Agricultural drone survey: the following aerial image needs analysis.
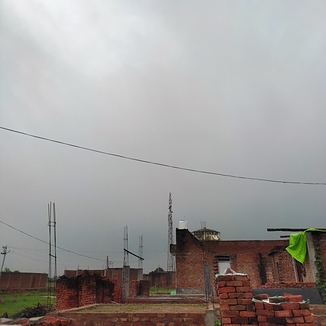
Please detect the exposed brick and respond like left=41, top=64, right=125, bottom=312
left=257, top=315, right=267, bottom=322
left=229, top=305, right=246, bottom=311
left=254, top=294, right=268, bottom=300
left=231, top=317, right=249, bottom=324
left=254, top=301, right=264, bottom=310
left=217, top=281, right=226, bottom=287
left=221, top=317, right=231, bottom=324
left=292, top=309, right=311, bottom=316
left=267, top=316, right=286, bottom=324
left=219, top=292, right=229, bottom=299
left=239, top=311, right=256, bottom=317
left=218, top=286, right=236, bottom=294
left=285, top=316, right=304, bottom=323
left=284, top=295, right=302, bottom=302
left=221, top=310, right=240, bottom=318
left=304, top=315, right=315, bottom=323
left=236, top=287, right=252, bottom=293
left=255, top=309, right=275, bottom=316
left=274, top=309, right=293, bottom=317
left=218, top=275, right=236, bottom=281
left=223, top=299, right=238, bottom=305
left=226, top=281, right=243, bottom=287
left=237, top=299, right=252, bottom=305
left=272, top=304, right=283, bottom=311
left=263, top=302, right=274, bottom=310
left=280, top=302, right=300, bottom=310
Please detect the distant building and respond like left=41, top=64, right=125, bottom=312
left=192, top=227, right=221, bottom=241
left=0, top=272, right=47, bottom=290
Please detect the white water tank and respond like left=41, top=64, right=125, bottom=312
left=178, top=220, right=188, bottom=229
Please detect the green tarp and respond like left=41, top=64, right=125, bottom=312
left=286, top=228, right=326, bottom=263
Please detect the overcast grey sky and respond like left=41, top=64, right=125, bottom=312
left=1, top=1, right=326, bottom=275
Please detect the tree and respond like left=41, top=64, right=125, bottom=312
left=153, top=266, right=164, bottom=273
left=4, top=267, right=11, bottom=272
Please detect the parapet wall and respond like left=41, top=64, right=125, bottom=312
left=56, top=271, right=121, bottom=311
left=216, top=273, right=314, bottom=326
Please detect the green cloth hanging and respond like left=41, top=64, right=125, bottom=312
left=286, top=228, right=326, bottom=264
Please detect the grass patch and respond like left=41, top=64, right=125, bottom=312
left=0, top=290, right=54, bottom=318
left=150, top=287, right=176, bottom=295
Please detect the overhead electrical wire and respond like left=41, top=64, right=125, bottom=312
left=0, top=220, right=105, bottom=262
left=1, top=126, right=325, bottom=185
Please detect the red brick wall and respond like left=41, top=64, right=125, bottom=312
left=0, top=272, right=47, bottom=290
left=65, top=268, right=142, bottom=288
left=149, top=271, right=176, bottom=288
left=57, top=311, right=205, bottom=326
left=129, top=280, right=150, bottom=298
left=312, top=232, right=326, bottom=280
left=56, top=272, right=118, bottom=311
left=175, top=229, right=296, bottom=293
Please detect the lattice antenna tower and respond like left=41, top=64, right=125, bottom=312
left=48, top=202, right=57, bottom=307
left=123, top=226, right=129, bottom=266
left=138, top=235, right=143, bottom=269
left=167, top=192, right=175, bottom=271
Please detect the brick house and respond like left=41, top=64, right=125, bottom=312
left=171, top=226, right=326, bottom=295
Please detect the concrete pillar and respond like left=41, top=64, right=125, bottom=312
left=205, top=308, right=217, bottom=326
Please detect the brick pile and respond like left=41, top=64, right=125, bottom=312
left=216, top=272, right=315, bottom=326
left=216, top=273, right=257, bottom=325
left=253, top=293, right=314, bottom=326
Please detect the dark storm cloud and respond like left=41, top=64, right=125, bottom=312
left=1, top=0, right=326, bottom=274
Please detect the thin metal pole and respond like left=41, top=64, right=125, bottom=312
left=53, top=203, right=57, bottom=281
left=0, top=246, right=9, bottom=279
left=48, top=202, right=52, bottom=306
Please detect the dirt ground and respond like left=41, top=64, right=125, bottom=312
left=77, top=303, right=211, bottom=314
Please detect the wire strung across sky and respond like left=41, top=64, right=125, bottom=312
left=1, top=125, right=326, bottom=186
left=0, top=219, right=105, bottom=262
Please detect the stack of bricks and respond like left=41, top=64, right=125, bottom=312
left=216, top=272, right=315, bottom=326
left=253, top=293, right=314, bottom=326
left=216, top=273, right=257, bottom=325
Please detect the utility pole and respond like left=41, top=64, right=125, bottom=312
left=0, top=245, right=10, bottom=279
left=167, top=193, right=175, bottom=272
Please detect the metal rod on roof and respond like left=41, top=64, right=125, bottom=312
left=267, top=228, right=309, bottom=232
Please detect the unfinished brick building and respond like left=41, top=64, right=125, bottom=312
left=64, top=267, right=142, bottom=288
left=171, top=227, right=326, bottom=297
left=56, top=271, right=119, bottom=311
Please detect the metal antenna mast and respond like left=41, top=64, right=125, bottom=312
left=123, top=226, right=129, bottom=266
left=138, top=235, right=143, bottom=269
left=167, top=192, right=175, bottom=271
left=48, top=202, right=57, bottom=306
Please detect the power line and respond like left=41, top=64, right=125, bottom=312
left=0, top=220, right=105, bottom=262
left=1, top=125, right=326, bottom=185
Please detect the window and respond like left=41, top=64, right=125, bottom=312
left=216, top=256, right=231, bottom=274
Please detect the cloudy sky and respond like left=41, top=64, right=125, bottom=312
left=1, top=1, right=326, bottom=275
